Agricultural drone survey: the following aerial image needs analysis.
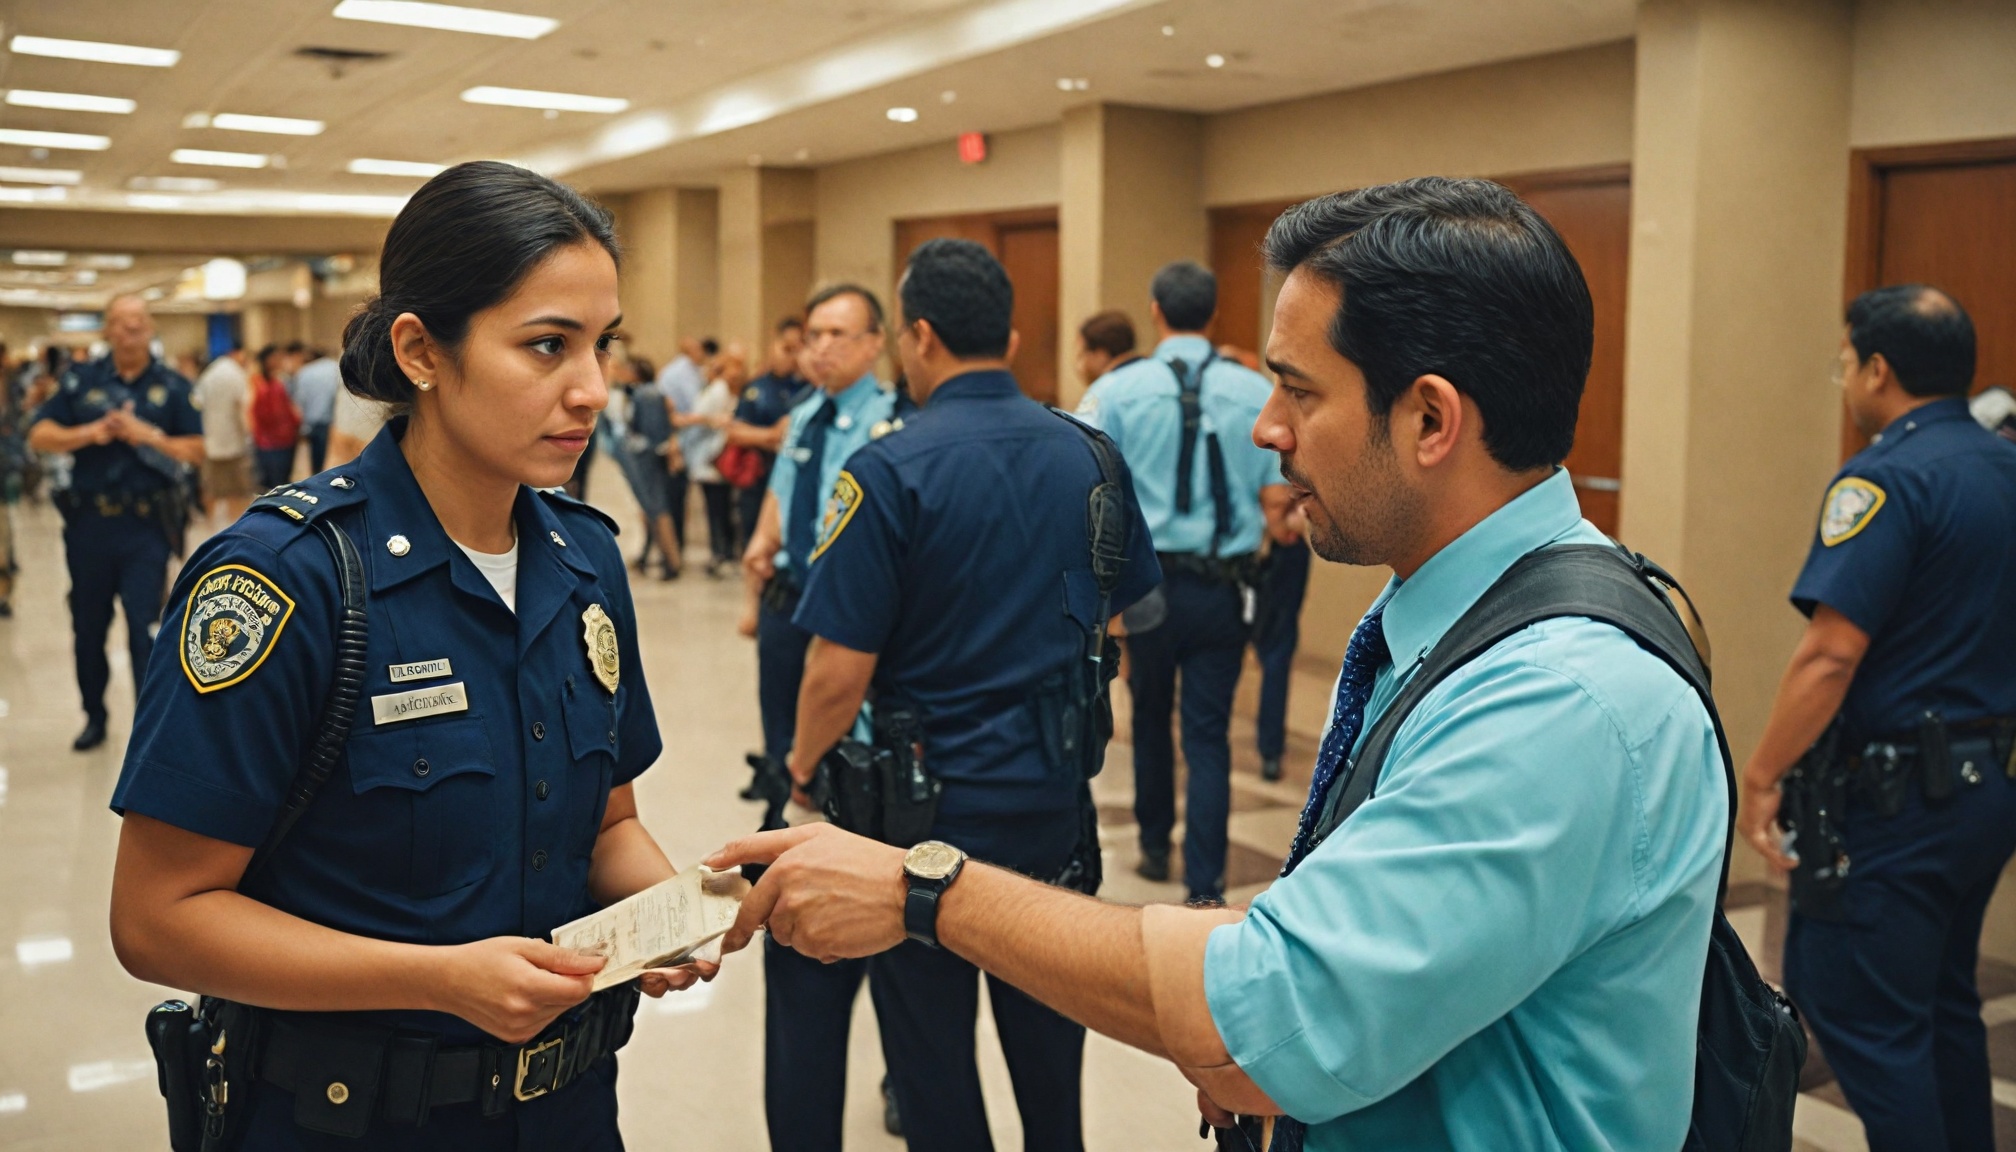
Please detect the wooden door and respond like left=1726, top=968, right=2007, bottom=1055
left=1208, top=204, right=1287, bottom=358
left=1846, top=141, right=2016, bottom=453
left=892, top=208, right=1060, bottom=403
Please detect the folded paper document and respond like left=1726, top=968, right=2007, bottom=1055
left=551, top=865, right=751, bottom=992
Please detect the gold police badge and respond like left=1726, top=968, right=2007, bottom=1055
left=180, top=564, right=296, bottom=693
left=582, top=603, right=620, bottom=694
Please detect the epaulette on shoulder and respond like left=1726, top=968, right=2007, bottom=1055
left=537, top=487, right=621, bottom=536
left=248, top=470, right=368, bottom=527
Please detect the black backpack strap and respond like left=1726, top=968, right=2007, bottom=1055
left=242, top=518, right=370, bottom=883
left=1050, top=408, right=1131, bottom=609
left=1307, top=544, right=1738, bottom=903
left=1168, top=351, right=1218, bottom=518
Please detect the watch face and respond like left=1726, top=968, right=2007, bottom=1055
left=904, top=840, right=963, bottom=881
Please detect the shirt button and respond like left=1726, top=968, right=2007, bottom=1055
left=607, top=729, right=617, bottom=746
left=531, top=721, right=546, bottom=741
left=535, top=780, right=550, bottom=801
left=531, top=849, right=548, bottom=871
left=413, top=758, right=430, bottom=777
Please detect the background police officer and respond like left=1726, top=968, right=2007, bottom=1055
left=738, top=283, right=906, bottom=1151
left=26, top=294, right=203, bottom=751
left=1742, top=285, right=2016, bottom=1152
left=1076, top=261, right=1293, bottom=899
left=787, top=238, right=1159, bottom=1151
left=726, top=315, right=809, bottom=554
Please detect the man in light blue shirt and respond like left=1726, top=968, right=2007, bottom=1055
left=290, top=350, right=340, bottom=474
left=1078, top=261, right=1293, bottom=899
left=714, top=178, right=1729, bottom=1151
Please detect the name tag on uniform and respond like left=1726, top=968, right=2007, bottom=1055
left=387, top=658, right=453, bottom=682
left=371, top=682, right=470, bottom=726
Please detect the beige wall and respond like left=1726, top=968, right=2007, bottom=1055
left=1851, top=0, right=2016, bottom=148
left=814, top=123, right=1061, bottom=307
left=1203, top=42, right=1636, bottom=210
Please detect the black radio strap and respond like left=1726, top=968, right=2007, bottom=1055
left=243, top=518, right=369, bottom=883
left=1169, top=353, right=1217, bottom=516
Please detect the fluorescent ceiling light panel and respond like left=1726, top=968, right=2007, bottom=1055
left=8, top=35, right=180, bottom=68
left=885, top=106, right=918, bottom=122
left=461, top=86, right=627, bottom=114
left=0, top=166, right=81, bottom=184
left=12, top=251, right=67, bottom=265
left=171, top=148, right=270, bottom=169
left=210, top=112, right=325, bottom=136
left=333, top=1, right=557, bottom=39
left=78, top=253, right=135, bottom=269
left=128, top=175, right=220, bottom=192
left=5, top=90, right=136, bottom=114
left=0, top=128, right=111, bottom=151
left=348, top=157, right=447, bottom=177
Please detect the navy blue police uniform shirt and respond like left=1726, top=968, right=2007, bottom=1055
left=112, top=421, right=661, bottom=1041
left=1791, top=395, right=2016, bottom=740
left=734, top=370, right=808, bottom=430
left=34, top=355, right=201, bottom=495
left=793, top=370, right=1161, bottom=843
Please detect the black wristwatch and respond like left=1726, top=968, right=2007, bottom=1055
left=902, top=840, right=967, bottom=949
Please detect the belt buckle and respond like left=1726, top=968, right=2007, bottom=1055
left=513, top=1036, right=565, bottom=1102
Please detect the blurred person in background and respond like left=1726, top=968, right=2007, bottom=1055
left=292, top=346, right=341, bottom=474
left=626, top=354, right=683, bottom=579
left=692, top=343, right=746, bottom=577
left=26, top=294, right=203, bottom=751
left=0, top=345, right=28, bottom=618
left=1250, top=509, right=1311, bottom=781
left=661, top=337, right=717, bottom=563
left=324, top=371, right=389, bottom=469
left=1074, top=308, right=1141, bottom=386
left=726, top=317, right=808, bottom=555
left=195, top=342, right=254, bottom=525
left=249, top=344, right=302, bottom=490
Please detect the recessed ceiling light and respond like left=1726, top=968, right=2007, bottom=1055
left=332, top=0, right=558, bottom=40
left=1056, top=77, right=1090, bottom=91
left=12, top=251, right=66, bottom=266
left=128, top=175, right=221, bottom=192
left=171, top=148, right=271, bottom=169
left=0, top=129, right=111, bottom=151
left=5, top=90, right=136, bottom=114
left=886, top=106, right=919, bottom=123
left=207, top=112, right=324, bottom=136
left=73, top=269, right=99, bottom=285
left=348, top=157, right=447, bottom=177
left=1161, top=24, right=1176, bottom=36
left=939, top=90, right=957, bottom=104
left=460, top=86, right=628, bottom=114
left=8, top=35, right=180, bottom=68
left=0, top=166, right=82, bottom=185
left=1205, top=54, right=1226, bottom=68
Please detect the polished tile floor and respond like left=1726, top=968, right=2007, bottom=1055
left=0, top=453, right=1982, bottom=1150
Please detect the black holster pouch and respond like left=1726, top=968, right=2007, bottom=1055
left=146, top=996, right=265, bottom=1152
left=1783, top=719, right=1852, bottom=921
left=812, top=702, right=941, bottom=848
left=1918, top=709, right=1955, bottom=802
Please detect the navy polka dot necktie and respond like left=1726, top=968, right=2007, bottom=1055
left=1266, top=607, right=1387, bottom=1152
left=786, top=400, right=837, bottom=560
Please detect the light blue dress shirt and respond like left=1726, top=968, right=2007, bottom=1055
left=291, top=357, right=341, bottom=427
left=1203, top=469, right=1727, bottom=1151
left=767, top=373, right=901, bottom=571
left=1075, top=335, right=1283, bottom=556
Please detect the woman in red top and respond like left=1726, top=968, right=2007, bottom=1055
left=248, top=343, right=301, bottom=489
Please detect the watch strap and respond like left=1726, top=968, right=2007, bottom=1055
left=904, top=880, right=946, bottom=948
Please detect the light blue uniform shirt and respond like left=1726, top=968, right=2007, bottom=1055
left=291, top=357, right=341, bottom=427
left=1203, top=469, right=1726, bottom=1151
left=1075, top=334, right=1283, bottom=556
left=767, top=373, right=901, bottom=571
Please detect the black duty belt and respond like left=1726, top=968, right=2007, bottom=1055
left=761, top=571, right=804, bottom=616
left=257, top=984, right=638, bottom=1129
left=57, top=490, right=163, bottom=519
left=1850, top=718, right=2016, bottom=791
left=1156, top=551, right=1258, bottom=587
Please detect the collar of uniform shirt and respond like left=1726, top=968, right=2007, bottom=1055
left=821, top=371, right=887, bottom=417
left=1871, top=393, right=1972, bottom=444
left=926, top=369, right=1020, bottom=405
left=1155, top=333, right=1215, bottom=362
left=1375, top=467, right=1584, bottom=672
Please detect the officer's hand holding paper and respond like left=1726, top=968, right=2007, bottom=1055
left=551, top=864, right=749, bottom=995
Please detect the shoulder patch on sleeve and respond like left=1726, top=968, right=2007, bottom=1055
left=1820, top=476, right=1887, bottom=546
left=181, top=564, right=297, bottom=693
left=809, top=470, right=864, bottom=562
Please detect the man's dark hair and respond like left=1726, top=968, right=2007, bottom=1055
left=1151, top=261, right=1217, bottom=332
left=342, top=160, right=617, bottom=406
left=700, top=337, right=720, bottom=357
left=283, top=340, right=306, bottom=356
left=1846, top=284, right=1975, bottom=398
left=1263, top=177, right=1593, bottom=471
left=805, top=282, right=884, bottom=333
left=775, top=315, right=804, bottom=334
left=900, top=238, right=1013, bottom=359
left=1079, top=309, right=1136, bottom=358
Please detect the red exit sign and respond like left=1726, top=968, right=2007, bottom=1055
left=958, top=132, right=988, bottom=164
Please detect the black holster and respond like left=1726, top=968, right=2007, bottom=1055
left=1027, top=633, right=1122, bottom=895
left=1782, top=719, right=1853, bottom=921
left=146, top=996, right=264, bottom=1152
left=811, top=702, right=941, bottom=847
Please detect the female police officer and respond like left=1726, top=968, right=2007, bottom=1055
left=107, top=161, right=703, bottom=1149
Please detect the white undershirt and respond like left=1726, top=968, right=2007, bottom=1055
left=454, top=538, right=520, bottom=613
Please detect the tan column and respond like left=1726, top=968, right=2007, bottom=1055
left=1621, top=0, right=1853, bottom=879
left=719, top=168, right=816, bottom=355
left=612, top=187, right=719, bottom=362
left=1058, top=104, right=1207, bottom=409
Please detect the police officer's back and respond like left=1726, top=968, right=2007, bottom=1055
left=1743, top=285, right=2016, bottom=1152
left=26, top=295, right=204, bottom=750
left=789, top=239, right=1159, bottom=1151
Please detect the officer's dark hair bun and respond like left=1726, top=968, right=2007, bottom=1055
left=342, top=161, right=618, bottom=406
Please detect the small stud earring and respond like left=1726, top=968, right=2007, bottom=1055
left=414, top=379, right=432, bottom=392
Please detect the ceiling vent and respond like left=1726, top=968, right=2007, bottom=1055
left=294, top=46, right=394, bottom=78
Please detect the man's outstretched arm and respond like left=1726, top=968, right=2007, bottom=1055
left=707, top=824, right=1281, bottom=1114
